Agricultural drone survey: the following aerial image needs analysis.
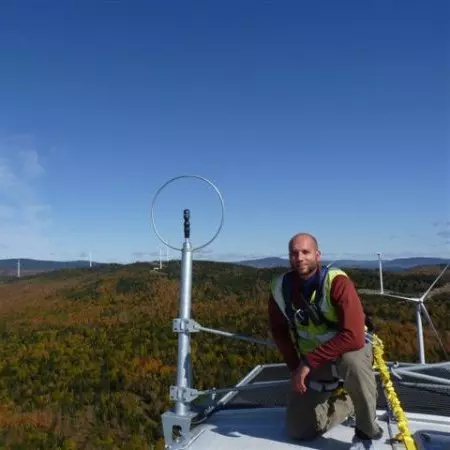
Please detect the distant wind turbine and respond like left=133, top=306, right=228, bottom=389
left=159, top=246, right=169, bottom=269
left=377, top=256, right=449, bottom=364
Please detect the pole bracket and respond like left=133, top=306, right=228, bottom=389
left=173, top=318, right=200, bottom=333
left=170, top=385, right=202, bottom=403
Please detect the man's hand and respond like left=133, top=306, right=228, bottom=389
left=291, top=363, right=311, bottom=394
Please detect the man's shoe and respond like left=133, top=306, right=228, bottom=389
left=355, top=426, right=383, bottom=441
left=348, top=437, right=375, bottom=450
left=349, top=425, right=383, bottom=450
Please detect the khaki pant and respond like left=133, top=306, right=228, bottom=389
left=286, top=343, right=379, bottom=440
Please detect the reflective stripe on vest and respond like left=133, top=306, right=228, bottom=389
left=271, top=272, right=287, bottom=317
left=297, top=328, right=338, bottom=343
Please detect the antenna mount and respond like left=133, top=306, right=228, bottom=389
left=151, top=175, right=225, bottom=448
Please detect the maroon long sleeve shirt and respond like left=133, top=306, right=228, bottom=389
left=268, top=272, right=366, bottom=371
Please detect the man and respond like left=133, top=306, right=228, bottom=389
left=268, top=232, right=383, bottom=449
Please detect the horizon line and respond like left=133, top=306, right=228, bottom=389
left=1, top=255, right=449, bottom=264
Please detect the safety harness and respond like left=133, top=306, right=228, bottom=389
left=282, top=265, right=336, bottom=333
left=281, top=266, right=344, bottom=393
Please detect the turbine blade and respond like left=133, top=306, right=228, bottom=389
left=421, top=263, right=449, bottom=300
left=420, top=303, right=449, bottom=360
left=380, top=293, right=420, bottom=302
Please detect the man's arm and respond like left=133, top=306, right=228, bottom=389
left=304, top=275, right=366, bottom=369
left=268, top=295, right=301, bottom=372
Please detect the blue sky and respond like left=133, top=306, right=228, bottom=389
left=0, top=1, right=449, bottom=263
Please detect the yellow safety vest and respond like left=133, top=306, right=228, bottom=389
left=271, top=267, right=348, bottom=355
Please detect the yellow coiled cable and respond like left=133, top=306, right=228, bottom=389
left=371, top=333, right=417, bottom=450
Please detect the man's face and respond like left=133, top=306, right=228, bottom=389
left=289, top=235, right=321, bottom=278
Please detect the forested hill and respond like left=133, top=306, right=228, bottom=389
left=0, top=261, right=448, bottom=449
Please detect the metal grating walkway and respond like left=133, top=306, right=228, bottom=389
left=221, top=363, right=450, bottom=417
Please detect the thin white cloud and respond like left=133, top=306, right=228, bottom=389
left=19, top=149, right=45, bottom=179
left=145, top=251, right=161, bottom=257
left=0, top=134, right=53, bottom=257
left=132, top=251, right=153, bottom=258
left=0, top=205, right=15, bottom=219
left=204, top=251, right=280, bottom=261
left=433, top=220, right=450, bottom=227
left=435, top=220, right=450, bottom=242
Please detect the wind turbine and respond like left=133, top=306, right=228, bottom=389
left=17, top=258, right=21, bottom=278
left=377, top=256, right=449, bottom=364
left=158, top=246, right=169, bottom=269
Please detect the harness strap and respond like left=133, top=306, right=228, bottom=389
left=282, top=272, right=300, bottom=352
left=282, top=266, right=337, bottom=333
left=308, top=378, right=343, bottom=393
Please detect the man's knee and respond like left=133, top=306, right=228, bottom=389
left=286, top=421, right=323, bottom=441
left=338, top=344, right=373, bottom=374
left=286, top=396, right=354, bottom=440
left=286, top=404, right=320, bottom=440
left=286, top=395, right=327, bottom=440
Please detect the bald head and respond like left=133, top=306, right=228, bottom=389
left=289, top=233, right=319, bottom=252
left=288, top=232, right=321, bottom=278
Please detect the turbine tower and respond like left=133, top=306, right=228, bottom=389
left=17, top=258, right=21, bottom=278
left=378, top=259, right=449, bottom=364
left=377, top=252, right=384, bottom=294
left=158, top=246, right=169, bottom=269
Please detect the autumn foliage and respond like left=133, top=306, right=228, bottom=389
left=0, top=261, right=448, bottom=448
